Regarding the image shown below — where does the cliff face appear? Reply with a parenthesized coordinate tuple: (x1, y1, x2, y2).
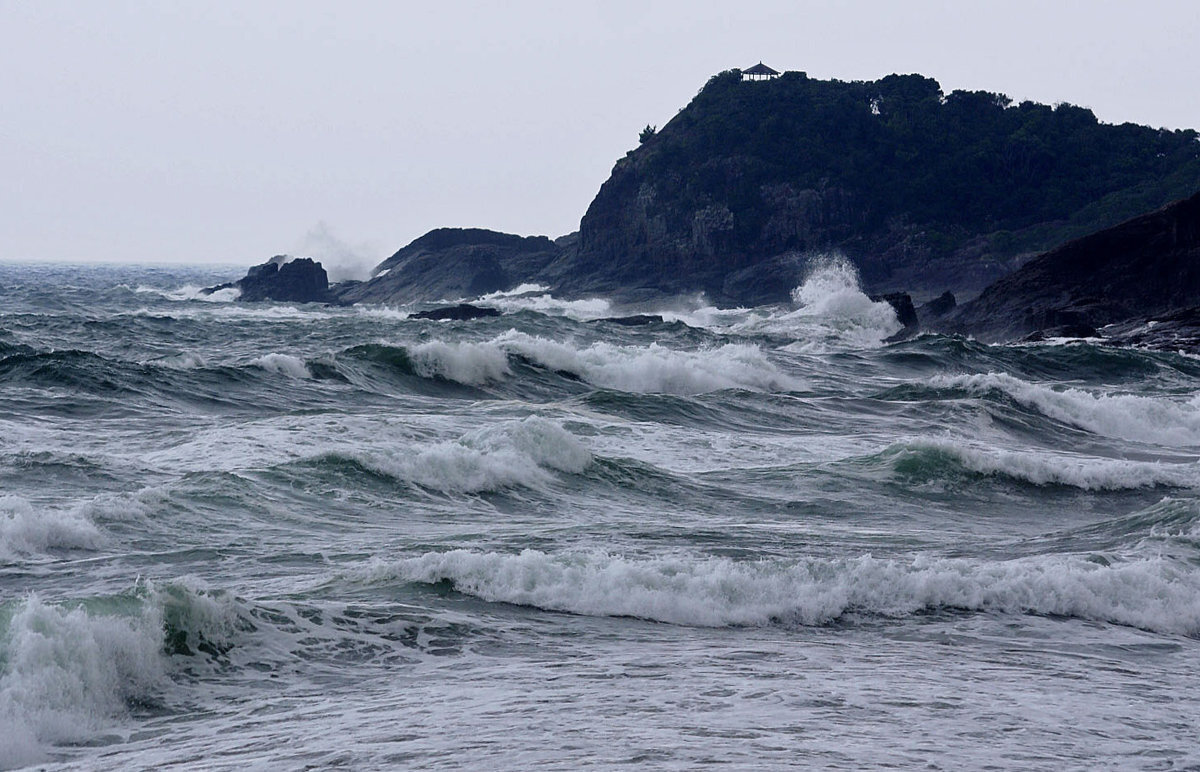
(557, 70, 1200, 305)
(948, 191, 1200, 342)
(335, 228, 562, 305)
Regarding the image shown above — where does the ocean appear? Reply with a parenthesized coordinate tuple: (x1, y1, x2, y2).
(1, 260, 1198, 770)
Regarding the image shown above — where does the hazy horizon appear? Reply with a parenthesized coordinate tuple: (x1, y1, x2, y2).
(4, 0, 1199, 271)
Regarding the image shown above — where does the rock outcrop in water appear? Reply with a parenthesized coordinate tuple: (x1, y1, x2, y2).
(343, 69, 1200, 308)
(409, 303, 502, 321)
(209, 256, 335, 303)
(334, 229, 562, 305)
(948, 191, 1200, 347)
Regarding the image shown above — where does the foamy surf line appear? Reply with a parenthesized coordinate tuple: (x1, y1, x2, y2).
(354, 548, 1200, 635)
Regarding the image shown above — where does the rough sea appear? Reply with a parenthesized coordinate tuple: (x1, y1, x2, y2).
(1, 260, 1198, 770)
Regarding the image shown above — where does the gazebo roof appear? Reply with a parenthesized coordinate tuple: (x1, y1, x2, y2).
(743, 62, 780, 76)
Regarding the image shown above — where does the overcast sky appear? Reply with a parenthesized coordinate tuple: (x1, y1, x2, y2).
(3, 0, 1198, 270)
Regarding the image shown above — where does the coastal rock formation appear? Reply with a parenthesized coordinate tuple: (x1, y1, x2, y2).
(948, 191, 1200, 344)
(546, 70, 1200, 305)
(335, 229, 561, 305)
(208, 256, 334, 303)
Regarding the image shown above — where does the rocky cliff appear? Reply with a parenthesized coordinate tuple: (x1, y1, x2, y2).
(552, 70, 1200, 305)
(948, 191, 1200, 343)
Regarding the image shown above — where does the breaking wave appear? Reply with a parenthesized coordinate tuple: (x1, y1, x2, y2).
(320, 416, 591, 494)
(135, 284, 241, 302)
(887, 439, 1200, 491)
(0, 580, 249, 768)
(0, 496, 105, 562)
(363, 548, 1200, 635)
(408, 331, 804, 394)
(249, 353, 312, 379)
(932, 372, 1200, 447)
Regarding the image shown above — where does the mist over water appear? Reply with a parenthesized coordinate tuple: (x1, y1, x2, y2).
(1, 262, 1198, 770)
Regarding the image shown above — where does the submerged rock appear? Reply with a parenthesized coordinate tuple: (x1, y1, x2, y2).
(410, 304, 502, 321)
(596, 314, 665, 326)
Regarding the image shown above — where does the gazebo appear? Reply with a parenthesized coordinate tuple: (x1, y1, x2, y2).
(742, 62, 780, 81)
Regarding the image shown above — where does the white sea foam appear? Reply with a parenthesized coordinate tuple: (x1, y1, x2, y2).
(406, 331, 804, 394)
(0, 596, 163, 765)
(250, 353, 312, 379)
(354, 306, 413, 321)
(152, 351, 208, 370)
(344, 416, 591, 493)
(932, 372, 1200, 447)
(136, 284, 241, 302)
(130, 304, 330, 323)
(0, 496, 104, 562)
(474, 290, 614, 320)
(409, 340, 513, 385)
(900, 439, 1200, 490)
(476, 283, 550, 299)
(364, 548, 1200, 635)
(0, 580, 248, 766)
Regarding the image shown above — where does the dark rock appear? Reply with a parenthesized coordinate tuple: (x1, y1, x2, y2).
(409, 304, 502, 321)
(1102, 306, 1200, 352)
(948, 191, 1200, 342)
(207, 256, 334, 303)
(1019, 324, 1100, 342)
(336, 229, 561, 305)
(918, 291, 956, 320)
(870, 292, 918, 329)
(597, 314, 665, 326)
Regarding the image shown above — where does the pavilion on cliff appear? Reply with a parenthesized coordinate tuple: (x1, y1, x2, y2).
(742, 62, 780, 81)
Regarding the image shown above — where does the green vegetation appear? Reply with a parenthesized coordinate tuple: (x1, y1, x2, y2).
(634, 68, 1200, 260)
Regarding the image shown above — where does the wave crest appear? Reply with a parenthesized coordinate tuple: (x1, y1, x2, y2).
(889, 439, 1200, 491)
(0, 496, 104, 562)
(401, 331, 804, 394)
(362, 548, 1200, 635)
(0, 579, 247, 765)
(327, 416, 592, 494)
(931, 372, 1200, 447)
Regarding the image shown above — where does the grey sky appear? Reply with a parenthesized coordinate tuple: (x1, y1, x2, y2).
(3, 0, 1198, 269)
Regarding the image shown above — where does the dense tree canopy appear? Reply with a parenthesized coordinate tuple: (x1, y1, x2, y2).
(633, 69, 1200, 259)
